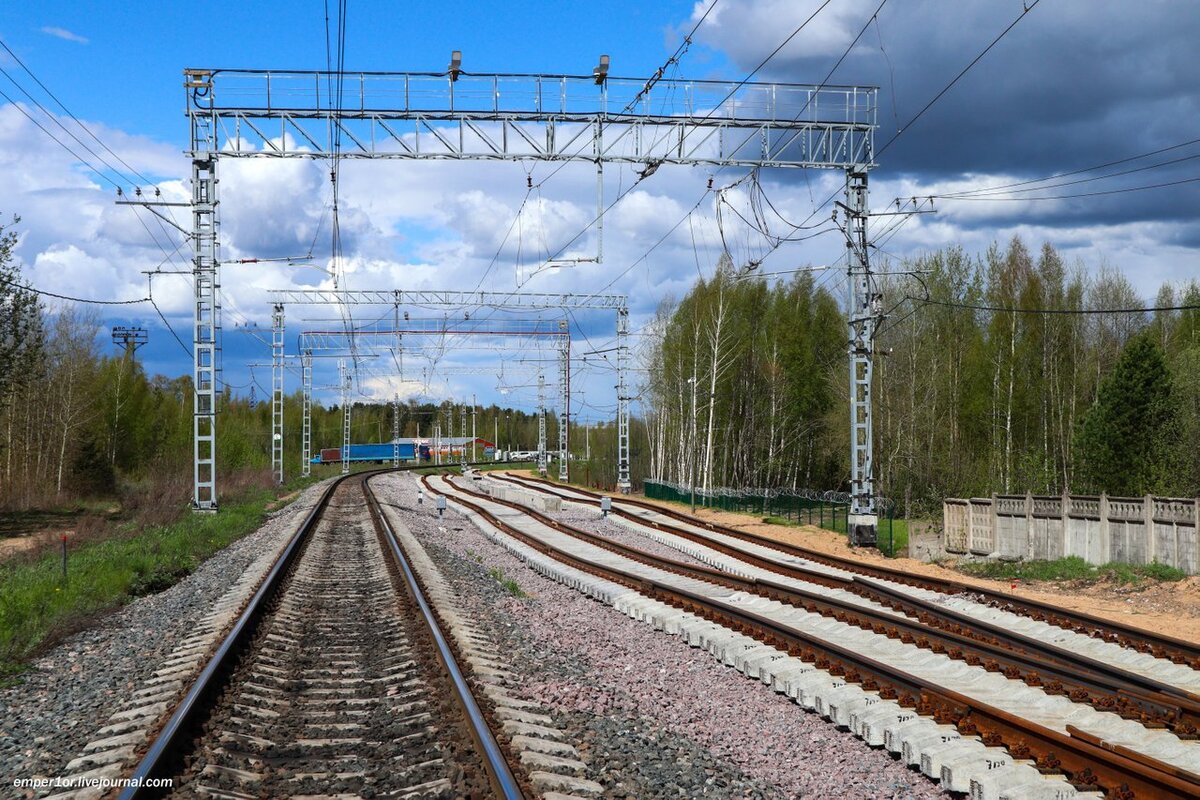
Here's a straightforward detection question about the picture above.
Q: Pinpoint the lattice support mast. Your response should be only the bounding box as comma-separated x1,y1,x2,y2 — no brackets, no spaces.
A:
845,169,878,545
537,373,548,477
301,349,313,477
393,393,403,470
460,405,468,468
270,304,285,485
340,359,351,475
190,153,219,511
558,327,570,482
616,307,631,493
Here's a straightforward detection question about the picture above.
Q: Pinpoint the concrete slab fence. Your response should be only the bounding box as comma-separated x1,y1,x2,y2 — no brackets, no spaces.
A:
942,494,1199,574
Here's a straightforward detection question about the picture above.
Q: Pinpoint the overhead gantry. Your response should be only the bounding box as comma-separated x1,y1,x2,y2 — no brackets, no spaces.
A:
183,66,877,526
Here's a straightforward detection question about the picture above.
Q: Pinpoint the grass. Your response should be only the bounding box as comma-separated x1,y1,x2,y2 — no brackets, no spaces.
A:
473,460,535,473
959,555,1188,585
761,512,911,558
487,566,527,597
0,472,319,685
413,465,462,476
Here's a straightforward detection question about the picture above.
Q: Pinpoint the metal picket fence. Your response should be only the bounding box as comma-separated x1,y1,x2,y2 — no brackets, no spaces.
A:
643,479,898,555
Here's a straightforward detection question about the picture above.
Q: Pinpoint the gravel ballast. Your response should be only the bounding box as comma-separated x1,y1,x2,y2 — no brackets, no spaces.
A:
378,473,947,799
0,479,334,792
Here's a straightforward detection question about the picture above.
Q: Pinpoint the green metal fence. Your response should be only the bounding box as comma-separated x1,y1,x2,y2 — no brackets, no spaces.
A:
643,479,898,555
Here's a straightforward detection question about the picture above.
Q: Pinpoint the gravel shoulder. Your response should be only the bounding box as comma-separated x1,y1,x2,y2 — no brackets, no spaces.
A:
378,473,946,799
0,478,334,790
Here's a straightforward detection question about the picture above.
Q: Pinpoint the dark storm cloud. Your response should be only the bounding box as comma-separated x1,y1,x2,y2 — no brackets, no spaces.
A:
695,0,1200,253
704,1,1199,177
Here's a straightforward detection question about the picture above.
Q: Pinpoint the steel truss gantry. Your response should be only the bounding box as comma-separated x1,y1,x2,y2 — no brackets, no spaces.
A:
186,66,876,510
286,317,571,480
184,70,875,168
275,289,613,487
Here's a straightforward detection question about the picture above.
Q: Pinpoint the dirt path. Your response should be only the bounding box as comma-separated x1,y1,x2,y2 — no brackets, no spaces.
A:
0,531,61,562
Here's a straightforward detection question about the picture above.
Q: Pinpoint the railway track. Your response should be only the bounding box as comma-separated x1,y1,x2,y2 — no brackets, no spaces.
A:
493,472,1200,673
427,471,1200,799
117,468,525,799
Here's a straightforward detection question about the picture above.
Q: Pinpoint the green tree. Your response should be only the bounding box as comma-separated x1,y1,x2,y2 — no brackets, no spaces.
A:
1073,332,1177,495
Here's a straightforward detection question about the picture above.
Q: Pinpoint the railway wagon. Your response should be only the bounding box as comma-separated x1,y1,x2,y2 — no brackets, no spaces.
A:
313,442,418,464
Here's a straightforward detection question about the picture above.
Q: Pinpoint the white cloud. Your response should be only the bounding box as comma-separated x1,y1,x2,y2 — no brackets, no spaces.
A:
5,0,1200,414
39,27,88,45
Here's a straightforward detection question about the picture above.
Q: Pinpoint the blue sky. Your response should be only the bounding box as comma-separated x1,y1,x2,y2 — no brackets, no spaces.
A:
2,1,1198,417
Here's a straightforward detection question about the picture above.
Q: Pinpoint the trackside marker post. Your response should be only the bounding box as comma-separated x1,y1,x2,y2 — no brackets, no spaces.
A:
600,496,611,518
437,496,447,518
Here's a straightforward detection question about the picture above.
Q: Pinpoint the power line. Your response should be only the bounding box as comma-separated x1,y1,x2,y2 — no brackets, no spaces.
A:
0,275,148,305
0,36,153,186
908,296,1200,315
726,0,1045,301
0,86,122,190
875,0,1041,159
937,136,1200,198
936,174,1200,202
933,152,1200,199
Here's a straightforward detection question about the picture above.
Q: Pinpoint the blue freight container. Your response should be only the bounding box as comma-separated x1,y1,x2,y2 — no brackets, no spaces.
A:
311,442,418,463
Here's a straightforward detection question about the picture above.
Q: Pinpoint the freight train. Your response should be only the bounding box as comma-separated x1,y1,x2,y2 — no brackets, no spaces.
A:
312,438,496,464
312,442,422,464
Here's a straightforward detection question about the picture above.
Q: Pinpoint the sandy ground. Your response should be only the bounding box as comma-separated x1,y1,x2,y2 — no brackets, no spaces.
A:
0,530,64,563
623,493,1200,645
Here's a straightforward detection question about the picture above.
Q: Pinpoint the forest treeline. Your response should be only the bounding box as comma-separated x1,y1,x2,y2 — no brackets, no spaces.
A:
6,208,1199,514
642,238,1200,512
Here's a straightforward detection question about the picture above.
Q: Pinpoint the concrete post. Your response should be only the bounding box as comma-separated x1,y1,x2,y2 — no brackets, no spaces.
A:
1099,493,1110,564
1024,492,1033,559
1145,494,1156,565
1194,497,1199,573
966,498,974,553
1060,491,1069,559
989,493,998,554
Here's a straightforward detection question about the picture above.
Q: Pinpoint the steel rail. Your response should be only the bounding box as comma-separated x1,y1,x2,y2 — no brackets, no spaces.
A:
363,474,526,800
499,473,1200,669
488,474,1200,696
450,475,1200,734
118,462,514,798
424,473,1200,799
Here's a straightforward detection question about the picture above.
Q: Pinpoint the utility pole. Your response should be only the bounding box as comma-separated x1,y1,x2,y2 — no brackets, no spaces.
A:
472,393,477,463
494,416,498,460
111,326,148,359
537,373,547,476
843,169,879,546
